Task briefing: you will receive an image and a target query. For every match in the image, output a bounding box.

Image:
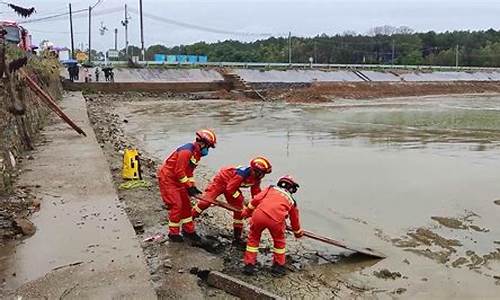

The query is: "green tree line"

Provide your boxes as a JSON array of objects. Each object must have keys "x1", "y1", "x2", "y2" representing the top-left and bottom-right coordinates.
[{"x1": 122, "y1": 26, "x2": 500, "y2": 67}]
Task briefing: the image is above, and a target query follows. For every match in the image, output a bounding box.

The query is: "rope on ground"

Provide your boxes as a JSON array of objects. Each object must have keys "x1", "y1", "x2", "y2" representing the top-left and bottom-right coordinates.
[{"x1": 119, "y1": 180, "x2": 151, "y2": 190}]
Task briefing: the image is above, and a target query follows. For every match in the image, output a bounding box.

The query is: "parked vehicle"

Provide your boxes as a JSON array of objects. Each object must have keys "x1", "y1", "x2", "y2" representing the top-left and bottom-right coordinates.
[{"x1": 0, "y1": 20, "x2": 32, "y2": 51}]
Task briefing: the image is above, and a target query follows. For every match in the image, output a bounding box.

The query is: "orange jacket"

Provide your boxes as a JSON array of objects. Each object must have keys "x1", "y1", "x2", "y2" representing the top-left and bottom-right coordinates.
[
  {"x1": 213, "y1": 166, "x2": 262, "y2": 200},
  {"x1": 157, "y1": 143, "x2": 202, "y2": 188},
  {"x1": 245, "y1": 186, "x2": 301, "y2": 232}
]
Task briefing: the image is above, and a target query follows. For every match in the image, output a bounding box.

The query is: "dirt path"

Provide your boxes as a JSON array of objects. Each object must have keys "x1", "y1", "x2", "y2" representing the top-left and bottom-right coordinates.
[{"x1": 0, "y1": 92, "x2": 156, "y2": 299}]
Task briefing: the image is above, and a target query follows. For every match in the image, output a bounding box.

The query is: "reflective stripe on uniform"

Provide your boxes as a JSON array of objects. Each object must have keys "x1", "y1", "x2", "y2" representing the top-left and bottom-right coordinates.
[
  {"x1": 246, "y1": 245, "x2": 259, "y2": 253},
  {"x1": 169, "y1": 221, "x2": 181, "y2": 227},
  {"x1": 233, "y1": 219, "x2": 244, "y2": 225},
  {"x1": 275, "y1": 187, "x2": 295, "y2": 205},
  {"x1": 193, "y1": 205, "x2": 203, "y2": 213},
  {"x1": 273, "y1": 247, "x2": 286, "y2": 254},
  {"x1": 188, "y1": 177, "x2": 195, "y2": 183},
  {"x1": 190, "y1": 156, "x2": 198, "y2": 165},
  {"x1": 181, "y1": 217, "x2": 193, "y2": 224},
  {"x1": 179, "y1": 176, "x2": 189, "y2": 183},
  {"x1": 232, "y1": 190, "x2": 241, "y2": 198}
]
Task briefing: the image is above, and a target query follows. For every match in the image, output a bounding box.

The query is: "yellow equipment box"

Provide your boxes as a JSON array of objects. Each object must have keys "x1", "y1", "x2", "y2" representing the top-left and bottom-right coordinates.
[{"x1": 122, "y1": 149, "x2": 142, "y2": 180}]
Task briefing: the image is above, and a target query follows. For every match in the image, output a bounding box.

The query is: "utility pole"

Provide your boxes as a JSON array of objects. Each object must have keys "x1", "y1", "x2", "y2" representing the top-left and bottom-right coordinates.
[
  {"x1": 288, "y1": 31, "x2": 292, "y2": 65},
  {"x1": 455, "y1": 44, "x2": 459, "y2": 68},
  {"x1": 88, "y1": 6, "x2": 92, "y2": 63},
  {"x1": 313, "y1": 40, "x2": 317, "y2": 64},
  {"x1": 139, "y1": 0, "x2": 145, "y2": 61},
  {"x1": 114, "y1": 28, "x2": 118, "y2": 50},
  {"x1": 391, "y1": 40, "x2": 395, "y2": 65},
  {"x1": 121, "y1": 4, "x2": 130, "y2": 57},
  {"x1": 69, "y1": 3, "x2": 75, "y2": 59}
]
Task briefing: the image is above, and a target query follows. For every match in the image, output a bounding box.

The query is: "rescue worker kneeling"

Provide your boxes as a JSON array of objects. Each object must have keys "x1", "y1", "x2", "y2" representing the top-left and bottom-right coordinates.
[
  {"x1": 157, "y1": 129, "x2": 217, "y2": 243},
  {"x1": 241, "y1": 176, "x2": 304, "y2": 276},
  {"x1": 192, "y1": 157, "x2": 272, "y2": 244}
]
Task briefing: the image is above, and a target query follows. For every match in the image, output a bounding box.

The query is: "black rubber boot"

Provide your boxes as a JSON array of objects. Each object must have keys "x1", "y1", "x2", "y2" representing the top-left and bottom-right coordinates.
[
  {"x1": 270, "y1": 264, "x2": 287, "y2": 277},
  {"x1": 182, "y1": 231, "x2": 202, "y2": 243},
  {"x1": 243, "y1": 264, "x2": 256, "y2": 276},
  {"x1": 232, "y1": 228, "x2": 246, "y2": 249},
  {"x1": 168, "y1": 234, "x2": 184, "y2": 243}
]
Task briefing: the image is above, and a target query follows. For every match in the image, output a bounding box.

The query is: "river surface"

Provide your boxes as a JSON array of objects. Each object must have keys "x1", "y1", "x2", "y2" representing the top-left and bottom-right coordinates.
[{"x1": 117, "y1": 95, "x2": 500, "y2": 298}]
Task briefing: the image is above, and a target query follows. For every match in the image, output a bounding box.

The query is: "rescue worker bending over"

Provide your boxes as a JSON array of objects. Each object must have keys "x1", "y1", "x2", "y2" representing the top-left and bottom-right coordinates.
[
  {"x1": 241, "y1": 176, "x2": 304, "y2": 276},
  {"x1": 192, "y1": 157, "x2": 272, "y2": 244},
  {"x1": 157, "y1": 129, "x2": 217, "y2": 242}
]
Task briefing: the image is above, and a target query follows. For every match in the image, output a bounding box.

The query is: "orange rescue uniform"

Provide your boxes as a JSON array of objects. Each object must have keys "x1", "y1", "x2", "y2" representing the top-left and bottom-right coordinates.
[
  {"x1": 242, "y1": 186, "x2": 302, "y2": 266},
  {"x1": 192, "y1": 166, "x2": 262, "y2": 237},
  {"x1": 157, "y1": 143, "x2": 202, "y2": 236}
]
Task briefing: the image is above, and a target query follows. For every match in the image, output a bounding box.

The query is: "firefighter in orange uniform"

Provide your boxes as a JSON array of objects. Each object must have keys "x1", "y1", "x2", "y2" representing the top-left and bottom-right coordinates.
[
  {"x1": 241, "y1": 176, "x2": 303, "y2": 276},
  {"x1": 157, "y1": 129, "x2": 217, "y2": 242},
  {"x1": 192, "y1": 157, "x2": 272, "y2": 244}
]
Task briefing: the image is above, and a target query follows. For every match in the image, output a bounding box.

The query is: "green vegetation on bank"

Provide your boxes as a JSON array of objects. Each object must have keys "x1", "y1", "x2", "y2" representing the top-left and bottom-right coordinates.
[{"x1": 117, "y1": 27, "x2": 500, "y2": 67}]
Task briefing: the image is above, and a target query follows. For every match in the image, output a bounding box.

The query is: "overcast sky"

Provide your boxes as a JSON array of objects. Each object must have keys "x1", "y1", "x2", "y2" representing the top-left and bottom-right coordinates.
[{"x1": 4, "y1": 0, "x2": 500, "y2": 51}]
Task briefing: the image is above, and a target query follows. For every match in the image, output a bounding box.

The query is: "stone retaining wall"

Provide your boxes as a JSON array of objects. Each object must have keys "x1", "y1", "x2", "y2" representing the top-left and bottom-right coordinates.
[{"x1": 0, "y1": 75, "x2": 61, "y2": 194}]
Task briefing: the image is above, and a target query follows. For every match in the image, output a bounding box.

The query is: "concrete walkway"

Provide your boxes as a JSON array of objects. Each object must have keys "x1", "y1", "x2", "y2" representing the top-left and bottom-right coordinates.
[{"x1": 1, "y1": 92, "x2": 156, "y2": 299}]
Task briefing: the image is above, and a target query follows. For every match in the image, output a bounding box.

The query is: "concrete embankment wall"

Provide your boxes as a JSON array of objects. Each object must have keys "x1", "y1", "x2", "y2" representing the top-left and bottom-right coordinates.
[
  {"x1": 61, "y1": 67, "x2": 500, "y2": 93},
  {"x1": 234, "y1": 69, "x2": 500, "y2": 83},
  {"x1": 0, "y1": 74, "x2": 62, "y2": 194},
  {"x1": 63, "y1": 81, "x2": 229, "y2": 93}
]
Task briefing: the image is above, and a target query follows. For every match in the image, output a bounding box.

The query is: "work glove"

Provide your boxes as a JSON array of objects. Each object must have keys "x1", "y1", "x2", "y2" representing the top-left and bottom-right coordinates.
[
  {"x1": 241, "y1": 208, "x2": 251, "y2": 219},
  {"x1": 187, "y1": 186, "x2": 202, "y2": 197},
  {"x1": 294, "y1": 229, "x2": 304, "y2": 239}
]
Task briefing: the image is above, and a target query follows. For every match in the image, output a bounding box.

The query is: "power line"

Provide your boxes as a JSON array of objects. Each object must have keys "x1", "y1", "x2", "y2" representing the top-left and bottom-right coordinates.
[
  {"x1": 28, "y1": 29, "x2": 86, "y2": 35},
  {"x1": 128, "y1": 8, "x2": 280, "y2": 37},
  {"x1": 19, "y1": 7, "x2": 120, "y2": 24},
  {"x1": 91, "y1": 0, "x2": 104, "y2": 9},
  {"x1": 19, "y1": 9, "x2": 87, "y2": 24}
]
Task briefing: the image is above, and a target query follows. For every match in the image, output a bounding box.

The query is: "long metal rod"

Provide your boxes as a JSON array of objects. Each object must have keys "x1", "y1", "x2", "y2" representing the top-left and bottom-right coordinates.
[
  {"x1": 193, "y1": 196, "x2": 385, "y2": 259},
  {"x1": 69, "y1": 3, "x2": 75, "y2": 59}
]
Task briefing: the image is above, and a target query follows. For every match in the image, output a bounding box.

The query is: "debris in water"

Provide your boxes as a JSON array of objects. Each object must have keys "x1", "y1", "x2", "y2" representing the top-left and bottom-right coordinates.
[
  {"x1": 373, "y1": 269, "x2": 402, "y2": 280},
  {"x1": 143, "y1": 233, "x2": 164, "y2": 242},
  {"x1": 133, "y1": 220, "x2": 145, "y2": 234},
  {"x1": 52, "y1": 261, "x2": 84, "y2": 271},
  {"x1": 452, "y1": 257, "x2": 468, "y2": 268},
  {"x1": 393, "y1": 288, "x2": 407, "y2": 295},
  {"x1": 431, "y1": 216, "x2": 467, "y2": 230},
  {"x1": 14, "y1": 217, "x2": 36, "y2": 236}
]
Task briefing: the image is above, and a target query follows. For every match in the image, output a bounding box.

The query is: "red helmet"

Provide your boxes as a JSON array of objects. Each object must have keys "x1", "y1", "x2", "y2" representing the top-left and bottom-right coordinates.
[
  {"x1": 277, "y1": 175, "x2": 299, "y2": 192},
  {"x1": 250, "y1": 156, "x2": 272, "y2": 174},
  {"x1": 196, "y1": 129, "x2": 217, "y2": 148}
]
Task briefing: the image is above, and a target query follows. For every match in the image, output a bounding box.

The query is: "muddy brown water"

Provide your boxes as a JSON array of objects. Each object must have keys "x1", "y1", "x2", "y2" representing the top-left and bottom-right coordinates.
[{"x1": 114, "y1": 94, "x2": 500, "y2": 298}]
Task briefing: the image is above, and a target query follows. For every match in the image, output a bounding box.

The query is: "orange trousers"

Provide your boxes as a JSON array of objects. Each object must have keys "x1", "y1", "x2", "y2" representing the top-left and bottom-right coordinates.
[
  {"x1": 244, "y1": 209, "x2": 286, "y2": 266},
  {"x1": 159, "y1": 179, "x2": 195, "y2": 236}
]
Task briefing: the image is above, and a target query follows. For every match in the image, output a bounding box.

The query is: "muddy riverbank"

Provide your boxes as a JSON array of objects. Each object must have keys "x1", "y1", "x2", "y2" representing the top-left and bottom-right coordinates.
[{"x1": 84, "y1": 91, "x2": 500, "y2": 298}]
